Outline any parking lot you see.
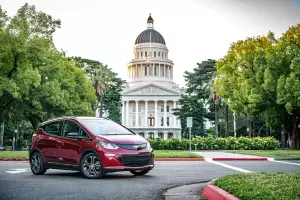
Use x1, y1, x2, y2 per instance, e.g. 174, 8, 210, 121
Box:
1, 160, 300, 200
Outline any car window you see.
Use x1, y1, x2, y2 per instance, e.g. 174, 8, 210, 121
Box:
43, 121, 62, 136
78, 119, 133, 135
62, 121, 81, 137
62, 120, 90, 138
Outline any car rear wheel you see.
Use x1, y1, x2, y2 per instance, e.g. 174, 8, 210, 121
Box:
130, 169, 151, 176
30, 152, 47, 175
80, 152, 104, 179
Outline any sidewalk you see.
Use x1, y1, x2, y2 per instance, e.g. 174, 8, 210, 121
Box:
194, 151, 270, 161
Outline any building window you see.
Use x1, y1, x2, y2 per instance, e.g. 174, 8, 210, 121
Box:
154, 66, 157, 76
168, 132, 173, 138
148, 117, 154, 126
160, 105, 164, 112
141, 52, 143, 57
158, 132, 163, 138
167, 105, 169, 112
145, 66, 148, 76
139, 132, 145, 137
145, 51, 147, 57
162, 52, 164, 58
154, 51, 156, 57
148, 132, 154, 139
158, 51, 160, 57
161, 117, 164, 126
167, 117, 169, 126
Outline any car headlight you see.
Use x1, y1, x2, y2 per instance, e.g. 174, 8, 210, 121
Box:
98, 141, 119, 149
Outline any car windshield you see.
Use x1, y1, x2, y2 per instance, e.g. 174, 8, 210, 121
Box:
78, 119, 134, 135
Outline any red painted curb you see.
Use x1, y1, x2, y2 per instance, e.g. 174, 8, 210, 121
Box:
212, 157, 268, 161
0, 158, 28, 161
155, 158, 205, 161
201, 180, 240, 200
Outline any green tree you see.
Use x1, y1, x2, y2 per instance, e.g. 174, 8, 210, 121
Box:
78, 58, 126, 122
215, 25, 300, 149
0, 4, 97, 129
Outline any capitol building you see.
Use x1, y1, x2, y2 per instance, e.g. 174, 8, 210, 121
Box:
120, 14, 184, 140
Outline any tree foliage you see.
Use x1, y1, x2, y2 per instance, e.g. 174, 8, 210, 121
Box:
215, 25, 300, 149
0, 4, 97, 129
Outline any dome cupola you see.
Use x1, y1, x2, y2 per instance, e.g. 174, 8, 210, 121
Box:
134, 14, 166, 45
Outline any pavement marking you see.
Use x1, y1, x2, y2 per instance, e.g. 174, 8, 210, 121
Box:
205, 158, 252, 173
270, 160, 300, 166
5, 168, 29, 174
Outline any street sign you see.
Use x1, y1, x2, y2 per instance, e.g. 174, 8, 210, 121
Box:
187, 117, 193, 128
186, 117, 193, 154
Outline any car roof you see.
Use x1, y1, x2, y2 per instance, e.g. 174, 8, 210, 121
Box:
38, 116, 107, 126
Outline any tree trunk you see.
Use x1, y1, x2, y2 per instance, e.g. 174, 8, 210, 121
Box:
0, 122, 4, 146
225, 104, 229, 137
214, 101, 219, 137
280, 124, 286, 148
287, 116, 300, 149
266, 124, 270, 137
99, 94, 104, 118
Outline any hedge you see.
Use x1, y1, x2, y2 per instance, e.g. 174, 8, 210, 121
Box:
147, 136, 280, 150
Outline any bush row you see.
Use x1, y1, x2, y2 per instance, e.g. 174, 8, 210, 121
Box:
147, 136, 280, 150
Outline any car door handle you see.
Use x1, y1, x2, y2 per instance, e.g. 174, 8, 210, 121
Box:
57, 141, 64, 147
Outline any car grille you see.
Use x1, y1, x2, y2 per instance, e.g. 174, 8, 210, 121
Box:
118, 153, 152, 167
118, 143, 147, 151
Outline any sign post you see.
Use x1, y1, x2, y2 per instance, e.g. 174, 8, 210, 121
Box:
186, 117, 193, 154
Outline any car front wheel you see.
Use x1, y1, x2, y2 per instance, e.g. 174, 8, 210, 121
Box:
30, 152, 47, 175
130, 169, 151, 176
80, 152, 104, 179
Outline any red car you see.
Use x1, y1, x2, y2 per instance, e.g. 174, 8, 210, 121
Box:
29, 116, 154, 179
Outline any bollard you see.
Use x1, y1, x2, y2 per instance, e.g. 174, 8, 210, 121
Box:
194, 144, 198, 151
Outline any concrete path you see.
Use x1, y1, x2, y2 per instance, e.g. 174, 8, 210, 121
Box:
164, 182, 207, 200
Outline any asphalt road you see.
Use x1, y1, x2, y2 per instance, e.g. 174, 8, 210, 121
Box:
0, 160, 300, 200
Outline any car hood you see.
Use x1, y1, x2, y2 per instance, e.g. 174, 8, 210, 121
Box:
96, 134, 147, 144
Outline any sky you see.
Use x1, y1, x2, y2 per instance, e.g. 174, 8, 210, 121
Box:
1, 0, 300, 87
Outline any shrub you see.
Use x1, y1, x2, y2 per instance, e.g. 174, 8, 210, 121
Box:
147, 136, 280, 150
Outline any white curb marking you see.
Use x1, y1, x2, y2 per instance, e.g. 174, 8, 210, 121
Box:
270, 160, 300, 166
5, 168, 29, 174
205, 158, 253, 173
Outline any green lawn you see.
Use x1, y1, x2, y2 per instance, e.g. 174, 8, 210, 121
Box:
153, 150, 202, 158
215, 173, 300, 200
0, 151, 29, 158
227, 150, 300, 159
0, 150, 202, 159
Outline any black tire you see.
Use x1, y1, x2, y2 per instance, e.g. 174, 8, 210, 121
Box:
130, 169, 151, 176
30, 152, 47, 175
80, 152, 104, 179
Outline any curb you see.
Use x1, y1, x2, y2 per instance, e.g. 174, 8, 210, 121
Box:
0, 158, 29, 161
155, 158, 205, 161
201, 179, 240, 200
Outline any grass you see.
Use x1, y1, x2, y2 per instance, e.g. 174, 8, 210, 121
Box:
0, 150, 202, 159
0, 151, 29, 158
215, 173, 300, 200
227, 150, 300, 160
153, 150, 202, 158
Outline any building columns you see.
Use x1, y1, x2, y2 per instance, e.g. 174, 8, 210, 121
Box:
135, 100, 139, 128
154, 100, 158, 127
122, 101, 125, 125
173, 100, 177, 127
126, 100, 129, 126
164, 100, 167, 127
144, 101, 148, 127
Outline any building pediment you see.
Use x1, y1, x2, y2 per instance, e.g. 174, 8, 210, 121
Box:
122, 84, 180, 96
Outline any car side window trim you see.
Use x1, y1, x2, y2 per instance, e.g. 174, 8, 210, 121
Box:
40, 120, 63, 137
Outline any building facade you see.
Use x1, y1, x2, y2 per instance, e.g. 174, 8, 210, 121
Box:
121, 14, 183, 140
